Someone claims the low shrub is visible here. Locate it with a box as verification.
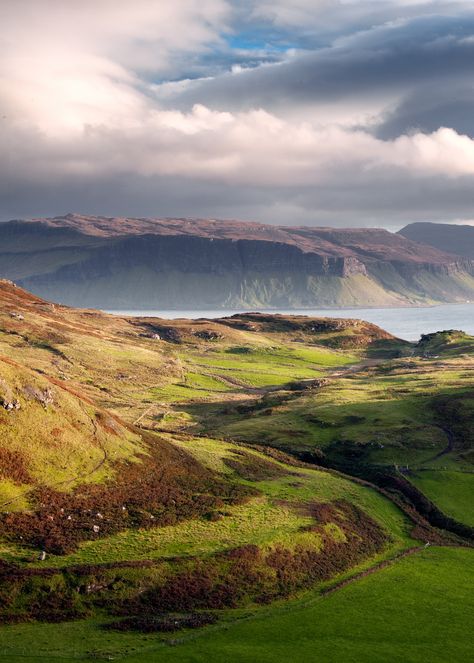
[105,612,218,633]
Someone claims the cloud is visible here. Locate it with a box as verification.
[242,0,474,52]
[2,1,474,227]
[4,103,474,192]
[0,0,230,133]
[164,13,474,123]
[376,83,474,139]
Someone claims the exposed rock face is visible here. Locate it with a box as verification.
[1,214,474,308]
[399,222,474,261]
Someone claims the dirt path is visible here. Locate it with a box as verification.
[133,403,161,427]
[328,357,383,378]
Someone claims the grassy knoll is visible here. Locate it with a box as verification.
[0,359,142,507]
[416,329,474,357]
[0,547,471,662]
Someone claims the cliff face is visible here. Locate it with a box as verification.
[1,215,474,308]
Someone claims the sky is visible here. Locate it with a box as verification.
[2,1,474,229]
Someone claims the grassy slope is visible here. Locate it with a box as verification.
[0,282,414,561]
[202,350,474,528]
[411,471,474,526]
[0,358,142,509]
[0,547,471,663]
[23,439,411,568]
[0,283,472,661]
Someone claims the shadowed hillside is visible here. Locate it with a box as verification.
[400,222,474,260]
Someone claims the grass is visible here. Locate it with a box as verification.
[0,547,471,662]
[168,437,414,549]
[0,481,29,511]
[411,471,474,526]
[13,436,413,568]
[142,340,356,403]
[27,497,314,567]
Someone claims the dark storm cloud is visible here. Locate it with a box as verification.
[4,160,474,231]
[162,14,474,118]
[377,84,474,139]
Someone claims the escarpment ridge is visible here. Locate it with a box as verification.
[1,214,474,308]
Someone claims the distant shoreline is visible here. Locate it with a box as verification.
[102,303,474,342]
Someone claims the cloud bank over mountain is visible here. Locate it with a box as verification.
[2,1,474,226]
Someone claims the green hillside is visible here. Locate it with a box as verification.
[0,281,472,662]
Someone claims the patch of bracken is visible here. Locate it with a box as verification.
[0,447,33,484]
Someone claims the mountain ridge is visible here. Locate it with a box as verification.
[1,214,474,309]
[399,222,474,260]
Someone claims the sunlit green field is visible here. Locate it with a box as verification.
[411,471,474,526]
[1,547,471,663]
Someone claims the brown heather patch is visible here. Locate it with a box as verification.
[0,500,388,626]
[0,432,256,555]
[0,447,33,485]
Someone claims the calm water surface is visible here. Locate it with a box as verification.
[106,303,474,342]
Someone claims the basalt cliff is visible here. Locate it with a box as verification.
[1,214,474,308]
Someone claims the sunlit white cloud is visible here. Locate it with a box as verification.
[5,104,474,186]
